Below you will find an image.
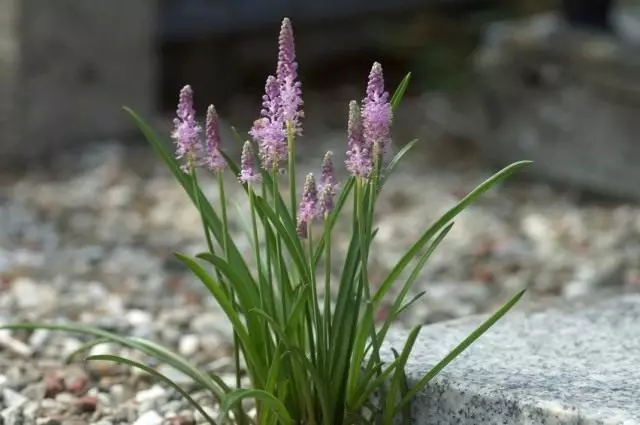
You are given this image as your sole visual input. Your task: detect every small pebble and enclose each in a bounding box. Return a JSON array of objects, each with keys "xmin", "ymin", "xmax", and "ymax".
[
  {"xmin": 75, "ymin": 395, "xmax": 98, "ymax": 413},
  {"xmin": 178, "ymin": 334, "xmax": 200, "ymax": 357},
  {"xmin": 132, "ymin": 410, "xmax": 164, "ymax": 425},
  {"xmin": 3, "ymin": 388, "xmax": 28, "ymax": 408},
  {"xmin": 135, "ymin": 385, "xmax": 167, "ymax": 404}
]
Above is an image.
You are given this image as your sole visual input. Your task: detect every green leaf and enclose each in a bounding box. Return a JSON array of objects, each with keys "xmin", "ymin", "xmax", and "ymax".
[
  {"xmin": 397, "ymin": 288, "xmax": 527, "ymax": 410},
  {"xmin": 391, "ymin": 73, "xmax": 412, "ymax": 111},
  {"xmin": 123, "ymin": 107, "xmax": 256, "ymax": 290},
  {"xmin": 378, "ymin": 139, "xmax": 418, "ymax": 192},
  {"xmin": 372, "ymin": 222, "xmax": 454, "ymax": 356},
  {"xmin": 394, "ymin": 291, "xmax": 427, "ymax": 318},
  {"xmin": 195, "ymin": 252, "xmax": 261, "ymax": 316},
  {"xmin": 64, "ymin": 338, "xmax": 111, "ymax": 363},
  {"xmin": 86, "ymin": 354, "xmax": 218, "ymax": 425},
  {"xmin": 0, "ymin": 323, "xmax": 225, "ymax": 399},
  {"xmin": 253, "ymin": 196, "xmax": 309, "ymax": 281},
  {"xmin": 219, "ymin": 389, "xmax": 292, "ymax": 425},
  {"xmin": 382, "ymin": 327, "xmax": 420, "ymax": 425},
  {"xmin": 376, "ymin": 161, "xmax": 531, "ymax": 307},
  {"xmin": 175, "ymin": 253, "xmax": 267, "ymax": 387}
]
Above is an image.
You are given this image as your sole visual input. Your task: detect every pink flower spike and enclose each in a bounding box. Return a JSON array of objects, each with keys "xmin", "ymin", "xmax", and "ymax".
[
  {"xmin": 362, "ymin": 62, "xmax": 393, "ymax": 158},
  {"xmin": 249, "ymin": 76, "xmax": 288, "ymax": 171},
  {"xmin": 171, "ymin": 85, "xmax": 201, "ymax": 171},
  {"xmin": 296, "ymin": 173, "xmax": 319, "ymax": 238},
  {"xmin": 239, "ymin": 141, "xmax": 261, "ymax": 184},
  {"xmin": 320, "ymin": 151, "xmax": 337, "ymax": 188},
  {"xmin": 276, "ymin": 17, "xmax": 303, "ymax": 136},
  {"xmin": 345, "ymin": 100, "xmax": 372, "ymax": 178},
  {"xmin": 202, "ymin": 104, "xmax": 226, "ymax": 172}
]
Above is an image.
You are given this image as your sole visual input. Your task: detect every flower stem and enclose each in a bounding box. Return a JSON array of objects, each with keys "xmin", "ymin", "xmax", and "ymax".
[
  {"xmin": 217, "ymin": 171, "xmax": 243, "ymax": 402},
  {"xmin": 272, "ymin": 169, "xmax": 287, "ymax": 322},
  {"xmin": 193, "ymin": 169, "xmax": 246, "ymax": 425},
  {"xmin": 287, "ymin": 122, "xmax": 297, "ymax": 222},
  {"xmin": 323, "ymin": 216, "xmax": 332, "ymax": 355}
]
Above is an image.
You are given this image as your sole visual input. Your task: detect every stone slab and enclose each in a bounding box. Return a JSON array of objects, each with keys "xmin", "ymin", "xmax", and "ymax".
[
  {"xmin": 466, "ymin": 7, "xmax": 640, "ymax": 200},
  {"xmin": 383, "ymin": 294, "xmax": 640, "ymax": 424},
  {"xmin": 0, "ymin": 0, "xmax": 156, "ymax": 167}
]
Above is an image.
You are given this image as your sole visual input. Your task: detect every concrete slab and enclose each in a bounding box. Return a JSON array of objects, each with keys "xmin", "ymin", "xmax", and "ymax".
[{"xmin": 0, "ymin": 0, "xmax": 156, "ymax": 167}]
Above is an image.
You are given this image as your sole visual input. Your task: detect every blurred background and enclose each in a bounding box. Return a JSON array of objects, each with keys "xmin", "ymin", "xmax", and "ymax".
[
  {"xmin": 2, "ymin": 0, "xmax": 640, "ymax": 387},
  {"xmin": 3, "ymin": 2, "xmax": 640, "ymax": 421}
]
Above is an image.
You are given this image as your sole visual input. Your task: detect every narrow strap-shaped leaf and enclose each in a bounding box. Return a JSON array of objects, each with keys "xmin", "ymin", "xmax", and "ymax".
[
  {"xmin": 87, "ymin": 354, "xmax": 218, "ymax": 425},
  {"xmin": 196, "ymin": 252, "xmax": 261, "ymax": 315},
  {"xmin": 175, "ymin": 253, "xmax": 267, "ymax": 387},
  {"xmin": 218, "ymin": 388, "xmax": 293, "ymax": 425},
  {"xmin": 0, "ymin": 322, "xmax": 225, "ymax": 399},
  {"xmin": 390, "ymin": 73, "xmax": 412, "ymax": 111},
  {"xmin": 375, "ymin": 161, "xmax": 531, "ymax": 306},
  {"xmin": 382, "ymin": 326, "xmax": 420, "ymax": 425},
  {"xmin": 372, "ymin": 222, "xmax": 454, "ymax": 352},
  {"xmin": 123, "ymin": 108, "xmax": 255, "ymax": 287},
  {"xmin": 377, "ymin": 139, "xmax": 418, "ymax": 193},
  {"xmin": 253, "ymin": 196, "xmax": 310, "ymax": 281},
  {"xmin": 397, "ymin": 288, "xmax": 527, "ymax": 409}
]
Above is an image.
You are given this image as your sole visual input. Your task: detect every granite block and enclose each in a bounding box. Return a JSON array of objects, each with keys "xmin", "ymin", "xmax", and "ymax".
[{"xmin": 382, "ymin": 294, "xmax": 640, "ymax": 424}]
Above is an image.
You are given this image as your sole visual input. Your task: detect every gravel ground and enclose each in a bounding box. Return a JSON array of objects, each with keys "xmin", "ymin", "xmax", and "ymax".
[{"xmin": 1, "ymin": 91, "xmax": 640, "ymax": 424}]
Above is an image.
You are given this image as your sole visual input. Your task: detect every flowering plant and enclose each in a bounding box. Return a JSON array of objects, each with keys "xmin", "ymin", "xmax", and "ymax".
[{"xmin": 2, "ymin": 18, "xmax": 529, "ymax": 425}]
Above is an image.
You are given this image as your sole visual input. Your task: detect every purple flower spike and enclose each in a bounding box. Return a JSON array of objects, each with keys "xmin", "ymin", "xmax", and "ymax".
[
  {"xmin": 280, "ymin": 76, "xmax": 304, "ymax": 136},
  {"xmin": 296, "ymin": 173, "xmax": 319, "ymax": 238},
  {"xmin": 276, "ymin": 18, "xmax": 303, "ymax": 136},
  {"xmin": 277, "ymin": 18, "xmax": 298, "ymax": 86},
  {"xmin": 320, "ymin": 151, "xmax": 337, "ymax": 188},
  {"xmin": 239, "ymin": 141, "xmax": 261, "ymax": 184},
  {"xmin": 362, "ymin": 62, "xmax": 393, "ymax": 158},
  {"xmin": 345, "ymin": 100, "xmax": 372, "ymax": 178},
  {"xmin": 171, "ymin": 85, "xmax": 201, "ymax": 171},
  {"xmin": 202, "ymin": 104, "xmax": 226, "ymax": 172},
  {"xmin": 319, "ymin": 184, "xmax": 335, "ymax": 216},
  {"xmin": 250, "ymin": 76, "xmax": 288, "ymax": 170}
]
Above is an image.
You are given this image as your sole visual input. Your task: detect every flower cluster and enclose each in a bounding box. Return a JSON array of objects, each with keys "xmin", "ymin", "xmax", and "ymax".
[
  {"xmin": 295, "ymin": 151, "xmax": 338, "ymax": 237},
  {"xmin": 170, "ymin": 86, "xmax": 226, "ymax": 174},
  {"xmin": 249, "ymin": 18, "xmax": 304, "ymax": 171},
  {"xmin": 170, "ymin": 21, "xmax": 394, "ymax": 237},
  {"xmin": 345, "ymin": 63, "xmax": 393, "ymax": 179}
]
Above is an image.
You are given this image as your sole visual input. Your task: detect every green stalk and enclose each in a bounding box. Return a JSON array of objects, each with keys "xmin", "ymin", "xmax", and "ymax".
[
  {"xmin": 307, "ymin": 224, "xmax": 323, "ymax": 370},
  {"xmin": 217, "ymin": 171, "xmax": 244, "ymax": 423},
  {"xmin": 364, "ymin": 153, "xmax": 387, "ymax": 402},
  {"xmin": 353, "ymin": 174, "xmax": 386, "ymax": 409},
  {"xmin": 322, "ymin": 216, "xmax": 332, "ymax": 366},
  {"xmin": 249, "ymin": 185, "xmax": 272, "ymax": 361},
  {"xmin": 193, "ymin": 166, "xmax": 246, "ymax": 425},
  {"xmin": 287, "ymin": 122, "xmax": 297, "ymax": 222},
  {"xmin": 272, "ymin": 168, "xmax": 288, "ymax": 322},
  {"xmin": 260, "ymin": 183, "xmax": 279, "ymax": 329},
  {"xmin": 191, "ymin": 167, "xmax": 223, "ymax": 286}
]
